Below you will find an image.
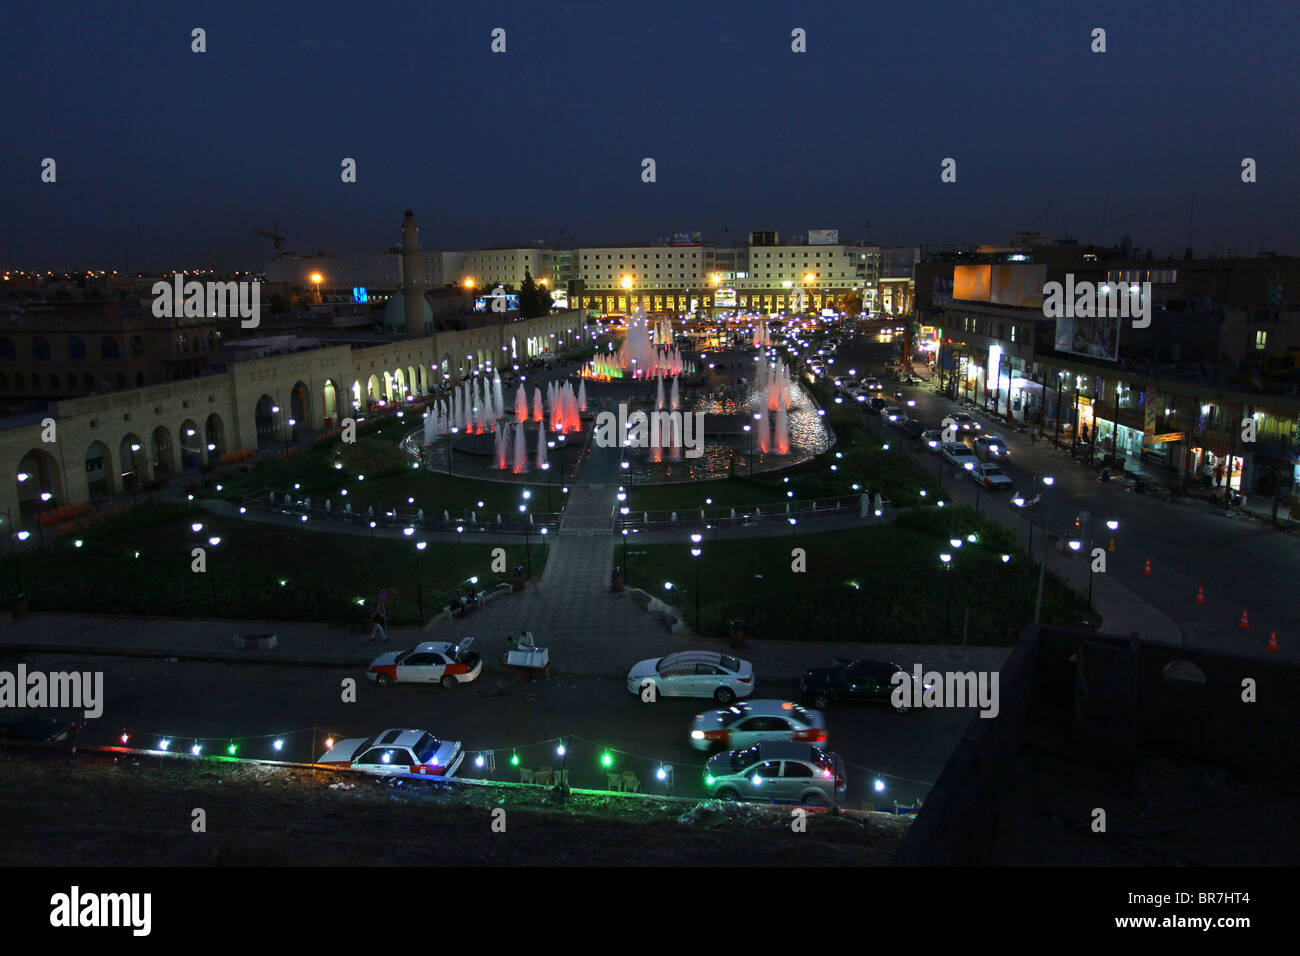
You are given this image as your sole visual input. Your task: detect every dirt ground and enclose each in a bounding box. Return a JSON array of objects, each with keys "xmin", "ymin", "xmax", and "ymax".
[{"xmin": 0, "ymin": 752, "xmax": 911, "ymax": 866}]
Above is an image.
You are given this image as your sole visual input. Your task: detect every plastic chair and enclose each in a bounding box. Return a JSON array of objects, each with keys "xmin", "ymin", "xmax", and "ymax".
[
  {"xmin": 606, "ymin": 772, "xmax": 623, "ymax": 792},
  {"xmin": 621, "ymin": 771, "xmax": 641, "ymax": 794},
  {"xmin": 554, "ymin": 769, "xmax": 571, "ymax": 789},
  {"xmin": 534, "ymin": 768, "xmax": 553, "ymax": 786},
  {"xmin": 518, "ymin": 768, "xmax": 533, "ymax": 784}
]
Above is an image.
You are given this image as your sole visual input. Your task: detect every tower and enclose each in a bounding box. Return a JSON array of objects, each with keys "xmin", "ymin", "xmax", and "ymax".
[{"xmin": 401, "ymin": 209, "xmax": 426, "ymax": 339}]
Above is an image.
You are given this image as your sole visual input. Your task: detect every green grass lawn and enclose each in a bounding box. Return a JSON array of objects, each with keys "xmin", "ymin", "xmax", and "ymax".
[
  {"xmin": 625, "ymin": 505, "xmax": 1089, "ymax": 645},
  {"xmin": 2, "ymin": 505, "xmax": 546, "ymax": 628}
]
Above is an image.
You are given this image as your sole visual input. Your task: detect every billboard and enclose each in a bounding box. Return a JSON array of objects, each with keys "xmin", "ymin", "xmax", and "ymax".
[
  {"xmin": 713, "ymin": 287, "xmax": 737, "ymax": 308},
  {"xmin": 1053, "ymin": 311, "xmax": 1121, "ymax": 361},
  {"xmin": 808, "ymin": 229, "xmax": 839, "ymax": 246},
  {"xmin": 989, "ymin": 263, "xmax": 1047, "ymax": 308},
  {"xmin": 953, "ymin": 265, "xmax": 991, "ymax": 302},
  {"xmin": 670, "ymin": 231, "xmax": 702, "ymax": 246},
  {"xmin": 749, "ymin": 230, "xmax": 778, "ymax": 246}
]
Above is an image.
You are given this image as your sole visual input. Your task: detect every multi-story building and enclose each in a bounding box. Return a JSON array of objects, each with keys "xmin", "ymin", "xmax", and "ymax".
[
  {"xmin": 915, "ymin": 239, "xmax": 1300, "ymax": 499},
  {"xmin": 0, "ymin": 300, "xmax": 222, "ymax": 406}
]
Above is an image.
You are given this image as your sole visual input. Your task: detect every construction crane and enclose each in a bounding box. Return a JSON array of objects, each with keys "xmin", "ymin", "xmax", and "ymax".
[{"xmin": 253, "ymin": 224, "xmax": 286, "ymax": 251}]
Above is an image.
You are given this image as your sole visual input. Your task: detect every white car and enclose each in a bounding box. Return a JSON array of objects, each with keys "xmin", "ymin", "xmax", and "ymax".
[
  {"xmin": 690, "ymin": 699, "xmax": 827, "ymax": 752},
  {"xmin": 971, "ymin": 462, "xmax": 1014, "ymax": 490},
  {"xmin": 972, "ymin": 435, "xmax": 1010, "ymax": 460},
  {"xmin": 881, "ymin": 405, "xmax": 905, "ymax": 423},
  {"xmin": 367, "ymin": 639, "xmax": 481, "ymax": 688},
  {"xmin": 941, "ymin": 442, "xmax": 979, "ymax": 471},
  {"xmin": 627, "ymin": 651, "xmax": 755, "ymax": 704},
  {"xmin": 317, "ymin": 728, "xmax": 464, "ymax": 778}
]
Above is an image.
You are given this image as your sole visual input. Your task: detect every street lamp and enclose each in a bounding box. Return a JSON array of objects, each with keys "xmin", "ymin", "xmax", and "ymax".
[
  {"xmin": 1, "ymin": 508, "xmax": 25, "ymax": 597},
  {"xmin": 690, "ymin": 533, "xmax": 702, "ymax": 633},
  {"xmin": 447, "ymin": 426, "xmax": 458, "ymax": 475},
  {"xmin": 414, "ymin": 541, "xmax": 427, "ymax": 621},
  {"xmin": 939, "ymin": 553, "xmax": 954, "ymax": 640}
]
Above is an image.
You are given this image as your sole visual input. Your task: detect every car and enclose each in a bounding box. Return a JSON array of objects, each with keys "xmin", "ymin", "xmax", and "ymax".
[
  {"xmin": 971, "ymin": 462, "xmax": 1014, "ymax": 490},
  {"xmin": 367, "ymin": 639, "xmax": 481, "ymax": 688},
  {"xmin": 899, "ymin": 419, "xmax": 926, "ymax": 439},
  {"xmin": 972, "ymin": 434, "xmax": 1010, "ymax": 460},
  {"xmin": 316, "ymin": 728, "xmax": 464, "ymax": 778},
  {"xmin": 941, "ymin": 442, "xmax": 979, "ymax": 470},
  {"xmin": 704, "ymin": 741, "xmax": 846, "ymax": 805},
  {"xmin": 689, "ymin": 699, "xmax": 827, "ymax": 752},
  {"xmin": 947, "ymin": 412, "xmax": 980, "ymax": 433},
  {"xmin": 799, "ymin": 658, "xmax": 933, "ymax": 712},
  {"xmin": 863, "ymin": 378, "xmax": 882, "ymax": 391},
  {"xmin": 881, "ymin": 405, "xmax": 906, "ymax": 424},
  {"xmin": 627, "ymin": 650, "xmax": 755, "ymax": 704},
  {"xmin": 866, "ymin": 397, "xmax": 888, "ymax": 415},
  {"xmin": 921, "ymin": 428, "xmax": 945, "ymax": 450}
]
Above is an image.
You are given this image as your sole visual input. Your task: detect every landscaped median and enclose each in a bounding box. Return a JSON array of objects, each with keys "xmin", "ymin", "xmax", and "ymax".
[
  {"xmin": 0, "ymin": 502, "xmax": 545, "ymax": 628},
  {"xmin": 626, "ymin": 504, "xmax": 1091, "ymax": 644}
]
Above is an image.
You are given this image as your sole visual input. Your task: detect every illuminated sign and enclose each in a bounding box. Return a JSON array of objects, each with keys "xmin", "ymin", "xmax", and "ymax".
[{"xmin": 352, "ymin": 287, "xmax": 368, "ymax": 303}]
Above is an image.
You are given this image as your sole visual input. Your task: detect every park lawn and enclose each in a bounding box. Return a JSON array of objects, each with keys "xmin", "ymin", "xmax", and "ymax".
[
  {"xmin": 626, "ymin": 514, "xmax": 1088, "ymax": 646},
  {"xmin": 4, "ymin": 510, "xmax": 546, "ymax": 628},
  {"xmin": 626, "ymin": 478, "xmax": 796, "ymax": 514}
]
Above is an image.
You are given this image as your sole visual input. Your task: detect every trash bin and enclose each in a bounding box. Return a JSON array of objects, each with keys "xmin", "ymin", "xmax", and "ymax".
[
  {"xmin": 512, "ymin": 565, "xmax": 526, "ymax": 592},
  {"xmin": 611, "ymin": 566, "xmax": 624, "ymax": 593},
  {"xmin": 728, "ymin": 618, "xmax": 744, "ymax": 648},
  {"xmin": 12, "ymin": 593, "xmax": 28, "ymax": 621}
]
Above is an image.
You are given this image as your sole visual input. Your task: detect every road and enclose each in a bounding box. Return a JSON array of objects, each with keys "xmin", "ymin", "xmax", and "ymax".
[
  {"xmin": 834, "ymin": 327, "xmax": 1299, "ymax": 661},
  {"xmin": 13, "ymin": 651, "xmax": 975, "ymax": 809}
]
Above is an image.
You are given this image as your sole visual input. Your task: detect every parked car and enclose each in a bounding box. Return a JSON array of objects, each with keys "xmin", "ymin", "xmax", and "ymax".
[
  {"xmin": 627, "ymin": 651, "xmax": 755, "ymax": 704},
  {"xmin": 972, "ymin": 434, "xmax": 1011, "ymax": 460},
  {"xmin": 690, "ymin": 700, "xmax": 827, "ymax": 752},
  {"xmin": 316, "ymin": 728, "xmax": 464, "ymax": 778},
  {"xmin": 900, "ymin": 419, "xmax": 926, "ymax": 439},
  {"xmin": 921, "ymin": 428, "xmax": 945, "ymax": 450},
  {"xmin": 881, "ymin": 405, "xmax": 906, "ymax": 424},
  {"xmin": 863, "ymin": 378, "xmax": 883, "ymax": 391},
  {"xmin": 948, "ymin": 413, "xmax": 980, "ymax": 433},
  {"xmin": 799, "ymin": 658, "xmax": 932, "ymax": 712},
  {"xmin": 367, "ymin": 639, "xmax": 481, "ymax": 688},
  {"xmin": 971, "ymin": 462, "xmax": 1014, "ymax": 490},
  {"xmin": 867, "ymin": 397, "xmax": 888, "ymax": 415},
  {"xmin": 941, "ymin": 442, "xmax": 979, "ymax": 470},
  {"xmin": 703, "ymin": 741, "xmax": 846, "ymax": 805}
]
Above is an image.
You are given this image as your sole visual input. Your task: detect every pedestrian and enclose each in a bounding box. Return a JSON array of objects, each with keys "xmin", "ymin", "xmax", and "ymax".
[
  {"xmin": 1214, "ymin": 463, "xmax": 1225, "ymax": 487},
  {"xmin": 519, "ymin": 627, "xmax": 535, "ymax": 648}
]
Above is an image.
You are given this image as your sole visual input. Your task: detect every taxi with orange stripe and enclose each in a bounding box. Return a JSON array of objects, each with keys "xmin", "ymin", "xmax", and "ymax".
[{"xmin": 367, "ymin": 639, "xmax": 481, "ymax": 688}]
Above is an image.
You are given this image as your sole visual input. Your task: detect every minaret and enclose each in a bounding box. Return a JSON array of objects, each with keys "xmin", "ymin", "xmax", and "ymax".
[{"xmin": 401, "ymin": 209, "xmax": 425, "ymax": 338}]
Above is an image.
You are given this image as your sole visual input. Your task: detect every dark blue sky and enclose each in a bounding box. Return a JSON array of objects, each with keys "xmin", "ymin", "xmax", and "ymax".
[{"xmin": 3, "ymin": 0, "xmax": 1296, "ymax": 270}]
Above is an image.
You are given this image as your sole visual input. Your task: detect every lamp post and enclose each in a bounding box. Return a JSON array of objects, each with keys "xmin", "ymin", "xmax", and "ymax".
[
  {"xmin": 206, "ymin": 536, "xmax": 221, "ymax": 614},
  {"xmin": 2, "ymin": 509, "xmax": 24, "ymax": 595},
  {"xmin": 690, "ymin": 533, "xmax": 702, "ymax": 633},
  {"xmin": 520, "ymin": 503, "xmax": 532, "ymax": 578},
  {"xmin": 940, "ymin": 553, "xmax": 954, "ymax": 639},
  {"xmin": 447, "ymin": 426, "xmax": 458, "ymax": 475},
  {"xmin": 542, "ymin": 452, "xmax": 552, "ymax": 512}
]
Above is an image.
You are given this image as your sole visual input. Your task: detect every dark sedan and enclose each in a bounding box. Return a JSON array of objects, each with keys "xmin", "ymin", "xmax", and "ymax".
[{"xmin": 799, "ymin": 659, "xmax": 932, "ymax": 713}]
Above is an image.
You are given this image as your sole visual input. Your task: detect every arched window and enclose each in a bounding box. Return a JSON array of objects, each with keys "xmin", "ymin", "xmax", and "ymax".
[
  {"xmin": 67, "ymin": 337, "xmax": 86, "ymax": 359},
  {"xmin": 176, "ymin": 334, "xmax": 189, "ymax": 353},
  {"xmin": 0, "ymin": 338, "xmax": 14, "ymax": 360},
  {"xmin": 115, "ymin": 372, "xmax": 126, "ymax": 389},
  {"xmin": 101, "ymin": 336, "xmax": 120, "ymax": 359},
  {"xmin": 33, "ymin": 337, "xmax": 51, "ymax": 360},
  {"xmin": 83, "ymin": 374, "xmax": 94, "ymax": 389},
  {"xmin": 136, "ymin": 371, "xmax": 144, "ymax": 387},
  {"xmin": 14, "ymin": 373, "xmax": 24, "ymax": 388},
  {"xmin": 30, "ymin": 373, "xmax": 41, "ymax": 389},
  {"xmin": 67, "ymin": 373, "xmax": 78, "ymax": 390},
  {"xmin": 129, "ymin": 335, "xmax": 144, "ymax": 357}
]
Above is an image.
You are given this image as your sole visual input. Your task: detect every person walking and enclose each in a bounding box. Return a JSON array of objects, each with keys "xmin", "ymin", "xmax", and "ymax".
[{"xmin": 1214, "ymin": 462, "xmax": 1225, "ymax": 487}]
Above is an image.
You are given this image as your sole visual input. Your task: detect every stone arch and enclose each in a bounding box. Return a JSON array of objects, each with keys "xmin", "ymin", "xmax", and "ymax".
[
  {"xmin": 366, "ymin": 375, "xmax": 380, "ymax": 403},
  {"xmin": 290, "ymin": 380, "xmax": 310, "ymax": 429},
  {"xmin": 254, "ymin": 393, "xmax": 278, "ymax": 449},
  {"xmin": 407, "ymin": 366, "xmax": 418, "ymax": 396},
  {"xmin": 205, "ymin": 413, "xmax": 226, "ymax": 460},
  {"xmin": 382, "ymin": 371, "xmax": 394, "ymax": 402},
  {"xmin": 350, "ymin": 380, "xmax": 362, "ymax": 410},
  {"xmin": 393, "ymin": 368, "xmax": 407, "ymax": 398},
  {"xmin": 151, "ymin": 424, "xmax": 177, "ymax": 476},
  {"xmin": 178, "ymin": 419, "xmax": 204, "ymax": 469},
  {"xmin": 119, "ymin": 433, "xmax": 150, "ymax": 489},
  {"xmin": 14, "ymin": 447, "xmax": 65, "ymax": 520},
  {"xmin": 85, "ymin": 440, "xmax": 115, "ymax": 496},
  {"xmin": 441, "ymin": 354, "xmax": 452, "ymax": 384},
  {"xmin": 322, "ymin": 380, "xmax": 338, "ymax": 423}
]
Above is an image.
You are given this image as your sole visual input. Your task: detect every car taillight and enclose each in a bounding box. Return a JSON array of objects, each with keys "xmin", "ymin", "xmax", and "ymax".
[
  {"xmin": 737, "ymin": 675, "xmax": 752, "ymax": 683},
  {"xmin": 703, "ymin": 730, "xmax": 729, "ymax": 742},
  {"xmin": 793, "ymin": 729, "xmax": 827, "ymax": 743},
  {"xmin": 417, "ymin": 765, "xmax": 445, "ymax": 775}
]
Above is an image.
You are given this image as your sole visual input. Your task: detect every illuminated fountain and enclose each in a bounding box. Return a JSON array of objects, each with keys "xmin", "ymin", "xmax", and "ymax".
[
  {"xmin": 532, "ymin": 387, "xmax": 543, "ymax": 422},
  {"xmin": 512, "ymin": 422, "xmax": 528, "ymax": 473},
  {"xmin": 515, "ymin": 384, "xmax": 528, "ymax": 423}
]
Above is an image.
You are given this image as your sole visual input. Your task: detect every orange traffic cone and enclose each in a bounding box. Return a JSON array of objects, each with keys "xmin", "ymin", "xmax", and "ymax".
[
  {"xmin": 1238, "ymin": 609, "xmax": 1250, "ymax": 629},
  {"xmin": 1073, "ymin": 516, "xmax": 1082, "ymax": 531},
  {"xmin": 1195, "ymin": 586, "xmax": 1205, "ymax": 604},
  {"xmin": 1143, "ymin": 559, "xmax": 1152, "ymax": 575},
  {"xmin": 1267, "ymin": 630, "xmax": 1278, "ymax": 651}
]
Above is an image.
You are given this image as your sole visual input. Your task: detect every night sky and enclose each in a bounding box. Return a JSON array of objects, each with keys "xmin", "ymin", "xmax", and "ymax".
[{"xmin": 3, "ymin": 0, "xmax": 1296, "ymax": 270}]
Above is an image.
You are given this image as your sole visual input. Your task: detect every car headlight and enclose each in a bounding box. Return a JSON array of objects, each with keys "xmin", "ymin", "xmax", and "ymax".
[{"xmin": 690, "ymin": 730, "xmax": 704, "ymax": 740}]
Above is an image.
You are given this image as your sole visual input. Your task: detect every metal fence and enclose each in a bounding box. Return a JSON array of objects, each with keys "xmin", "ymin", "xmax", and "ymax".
[
  {"xmin": 241, "ymin": 492, "xmax": 562, "ymax": 535},
  {"xmin": 614, "ymin": 492, "xmax": 888, "ymax": 532}
]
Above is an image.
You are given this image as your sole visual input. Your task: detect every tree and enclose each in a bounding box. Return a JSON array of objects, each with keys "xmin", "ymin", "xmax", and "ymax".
[
  {"xmin": 838, "ymin": 291, "xmax": 863, "ymax": 314},
  {"xmin": 518, "ymin": 270, "xmax": 552, "ymax": 319}
]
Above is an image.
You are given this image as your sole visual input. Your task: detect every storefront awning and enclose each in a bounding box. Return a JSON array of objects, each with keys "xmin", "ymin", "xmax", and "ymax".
[{"xmin": 1144, "ymin": 432, "xmax": 1185, "ymax": 444}]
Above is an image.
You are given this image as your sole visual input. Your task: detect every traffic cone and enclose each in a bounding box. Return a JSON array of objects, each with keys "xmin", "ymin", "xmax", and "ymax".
[
  {"xmin": 1267, "ymin": 630, "xmax": 1278, "ymax": 651},
  {"xmin": 1238, "ymin": 609, "xmax": 1250, "ymax": 629},
  {"xmin": 1143, "ymin": 559, "xmax": 1151, "ymax": 575},
  {"xmin": 1073, "ymin": 516, "xmax": 1081, "ymax": 531},
  {"xmin": 1195, "ymin": 586, "xmax": 1205, "ymax": 604}
]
